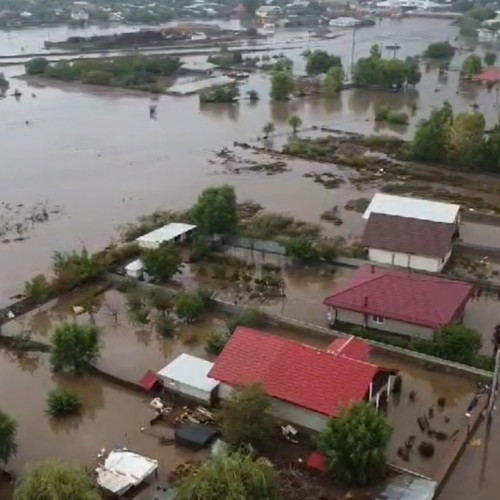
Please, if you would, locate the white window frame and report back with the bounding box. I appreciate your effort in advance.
[373,315,385,324]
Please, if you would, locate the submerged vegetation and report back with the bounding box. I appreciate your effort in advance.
[25,55,181,93]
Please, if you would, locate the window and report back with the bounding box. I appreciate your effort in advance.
[373,315,384,324]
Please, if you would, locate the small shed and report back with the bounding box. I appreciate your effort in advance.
[174,423,218,450]
[157,354,219,404]
[125,258,144,279]
[96,450,158,496]
[136,223,196,250]
[139,370,162,392]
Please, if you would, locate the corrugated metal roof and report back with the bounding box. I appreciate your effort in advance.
[363,193,460,224]
[377,475,437,500]
[136,223,196,245]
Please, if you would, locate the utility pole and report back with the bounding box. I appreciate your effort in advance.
[350,27,356,79]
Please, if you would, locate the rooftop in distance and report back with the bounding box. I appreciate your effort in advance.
[363,193,460,224]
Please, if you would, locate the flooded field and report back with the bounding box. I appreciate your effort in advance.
[1,18,500,302]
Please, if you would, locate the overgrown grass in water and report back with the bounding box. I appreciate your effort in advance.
[239,212,321,241]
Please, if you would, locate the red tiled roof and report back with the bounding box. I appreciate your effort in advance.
[140,370,161,391]
[208,327,381,417]
[326,336,371,360]
[323,265,473,329]
[361,213,455,258]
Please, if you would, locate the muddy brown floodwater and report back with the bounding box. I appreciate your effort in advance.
[1,17,500,303]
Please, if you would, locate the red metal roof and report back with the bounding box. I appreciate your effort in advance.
[140,370,161,391]
[361,213,455,258]
[326,336,371,360]
[472,67,500,84]
[208,327,381,417]
[323,265,473,329]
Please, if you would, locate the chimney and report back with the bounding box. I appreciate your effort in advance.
[371,264,375,274]
[364,296,368,307]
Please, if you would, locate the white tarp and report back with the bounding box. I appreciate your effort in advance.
[96,450,158,495]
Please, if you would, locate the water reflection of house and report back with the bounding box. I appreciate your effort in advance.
[323,264,473,339]
[209,327,395,431]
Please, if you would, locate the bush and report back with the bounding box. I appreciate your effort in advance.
[24,274,51,304]
[424,42,455,59]
[50,323,101,375]
[205,327,231,355]
[142,242,182,283]
[226,308,266,334]
[10,331,32,352]
[175,292,207,323]
[52,248,104,291]
[285,236,319,262]
[46,389,82,417]
[25,57,49,75]
[374,106,389,122]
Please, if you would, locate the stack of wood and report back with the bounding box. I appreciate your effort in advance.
[163,405,215,427]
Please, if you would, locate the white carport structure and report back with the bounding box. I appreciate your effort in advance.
[157,353,219,404]
[96,449,158,496]
[135,223,196,250]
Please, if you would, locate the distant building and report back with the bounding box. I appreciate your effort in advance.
[255,5,281,19]
[361,193,460,272]
[323,264,473,339]
[209,327,395,431]
[70,8,89,22]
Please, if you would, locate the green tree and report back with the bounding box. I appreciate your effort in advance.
[24,274,51,304]
[305,50,342,75]
[467,6,495,21]
[485,52,497,66]
[242,0,260,15]
[46,389,82,418]
[458,14,480,36]
[0,410,17,465]
[433,324,482,364]
[191,185,238,235]
[25,57,49,75]
[446,111,486,166]
[142,242,182,283]
[461,54,482,78]
[317,402,392,486]
[176,452,279,500]
[81,69,112,86]
[423,41,455,59]
[270,70,294,101]
[262,121,275,139]
[14,461,99,500]
[410,102,453,162]
[217,384,275,451]
[174,292,206,323]
[324,65,344,96]
[50,323,101,375]
[288,113,302,134]
[52,248,103,291]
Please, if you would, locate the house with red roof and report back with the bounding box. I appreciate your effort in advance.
[208,327,394,432]
[323,265,474,339]
[362,193,460,272]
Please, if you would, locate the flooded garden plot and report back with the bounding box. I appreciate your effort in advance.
[0,348,206,496]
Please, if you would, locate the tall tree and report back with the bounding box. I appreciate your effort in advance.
[305,50,342,75]
[317,402,392,486]
[324,66,344,96]
[191,185,238,235]
[410,102,453,162]
[142,242,182,283]
[14,461,99,500]
[270,70,294,101]
[50,323,101,374]
[446,111,486,166]
[216,384,275,451]
[0,410,17,465]
[176,452,279,500]
[484,52,497,66]
[461,54,482,78]
[288,114,302,135]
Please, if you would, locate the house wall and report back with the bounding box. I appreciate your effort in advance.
[368,248,445,273]
[219,384,328,432]
[161,377,214,404]
[333,308,434,339]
